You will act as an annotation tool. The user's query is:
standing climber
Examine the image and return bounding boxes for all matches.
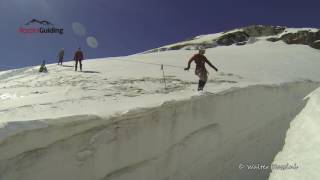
[184,49,218,91]
[58,48,64,65]
[74,48,84,71]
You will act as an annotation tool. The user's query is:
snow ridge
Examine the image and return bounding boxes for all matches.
[0,81,318,180]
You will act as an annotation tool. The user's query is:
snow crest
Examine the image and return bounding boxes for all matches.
[0,82,318,180]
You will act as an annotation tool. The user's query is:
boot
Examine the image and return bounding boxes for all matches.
[201,81,207,90]
[75,61,78,71]
[198,80,207,91]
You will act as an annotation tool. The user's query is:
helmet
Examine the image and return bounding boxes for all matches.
[199,48,206,54]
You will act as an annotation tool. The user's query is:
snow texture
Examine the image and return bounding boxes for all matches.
[0,82,318,180]
[269,87,320,180]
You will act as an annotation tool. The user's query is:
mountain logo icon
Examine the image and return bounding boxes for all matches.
[19,19,64,35]
[25,19,54,26]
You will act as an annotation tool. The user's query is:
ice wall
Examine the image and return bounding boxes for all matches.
[0,82,318,180]
[269,87,320,180]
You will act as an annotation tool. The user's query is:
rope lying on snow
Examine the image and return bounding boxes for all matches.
[113,58,195,70]
[113,57,196,89]
[113,58,236,78]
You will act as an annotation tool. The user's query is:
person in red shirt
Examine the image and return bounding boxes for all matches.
[184,49,218,91]
[74,48,84,71]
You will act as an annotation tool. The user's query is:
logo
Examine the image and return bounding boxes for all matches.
[25,19,54,26]
[18,19,64,35]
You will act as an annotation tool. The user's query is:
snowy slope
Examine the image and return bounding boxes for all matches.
[269,87,320,180]
[1,30,320,180]
[1,41,320,124]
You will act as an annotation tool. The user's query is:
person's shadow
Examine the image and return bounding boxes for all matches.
[60,65,100,73]
[62,65,74,67]
[81,70,100,74]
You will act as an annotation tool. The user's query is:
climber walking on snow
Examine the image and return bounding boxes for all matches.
[184,49,218,91]
[58,48,64,65]
[74,48,84,71]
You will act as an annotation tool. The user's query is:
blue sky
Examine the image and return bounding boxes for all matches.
[0,0,319,70]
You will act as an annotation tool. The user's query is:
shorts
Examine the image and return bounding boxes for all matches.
[195,67,208,82]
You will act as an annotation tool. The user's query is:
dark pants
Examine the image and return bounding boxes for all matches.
[195,67,208,91]
[198,80,206,91]
[75,60,82,71]
[58,58,63,65]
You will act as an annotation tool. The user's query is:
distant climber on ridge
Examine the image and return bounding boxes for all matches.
[39,60,48,73]
[184,49,218,91]
[74,48,84,71]
[58,48,64,65]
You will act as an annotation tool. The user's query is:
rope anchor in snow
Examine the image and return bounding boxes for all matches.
[161,64,167,89]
